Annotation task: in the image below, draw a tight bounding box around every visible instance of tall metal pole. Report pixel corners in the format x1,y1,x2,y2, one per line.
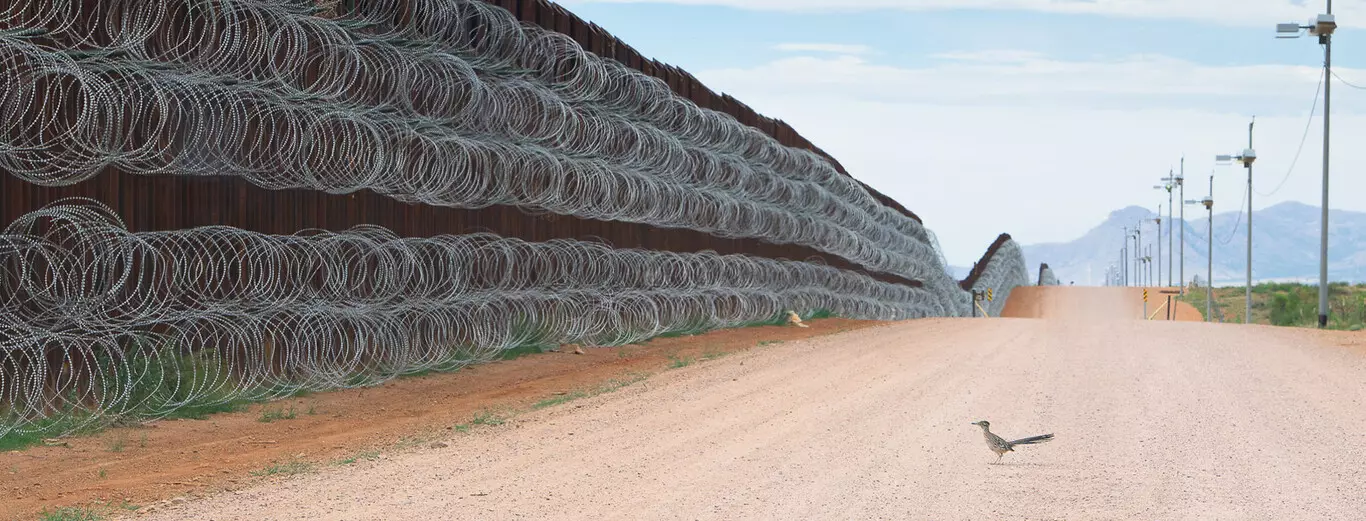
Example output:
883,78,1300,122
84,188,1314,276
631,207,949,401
1148,244,1153,286
1179,158,1185,294
1122,227,1129,286
1135,224,1143,287
1318,0,1333,328
1156,206,1162,288
1246,118,1254,324
1208,172,1214,322
1167,181,1174,287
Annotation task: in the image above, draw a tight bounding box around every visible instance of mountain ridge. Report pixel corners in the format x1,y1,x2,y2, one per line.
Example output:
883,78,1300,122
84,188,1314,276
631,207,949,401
1020,202,1366,286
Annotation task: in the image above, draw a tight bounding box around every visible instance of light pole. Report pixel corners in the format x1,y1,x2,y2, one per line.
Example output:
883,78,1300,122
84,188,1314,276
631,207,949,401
1187,193,1215,322
1153,205,1162,287
1173,159,1185,293
1134,224,1143,287
1146,245,1153,286
1277,5,1336,328
1155,179,1174,284
1217,118,1256,324
1122,226,1129,286
1162,170,1175,287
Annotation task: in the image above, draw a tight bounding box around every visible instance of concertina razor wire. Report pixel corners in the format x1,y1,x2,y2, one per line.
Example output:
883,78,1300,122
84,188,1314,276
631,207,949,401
1,199,948,437
0,0,1033,435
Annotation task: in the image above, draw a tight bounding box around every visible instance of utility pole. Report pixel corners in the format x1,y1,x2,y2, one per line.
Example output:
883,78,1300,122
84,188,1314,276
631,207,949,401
1206,194,1214,322
1319,0,1333,328
1179,157,1185,294
1246,118,1254,324
1275,3,1335,328
1218,121,1257,324
1186,171,1215,321
1167,179,1174,287
1135,224,1143,287
1155,205,1162,287
1122,227,1129,286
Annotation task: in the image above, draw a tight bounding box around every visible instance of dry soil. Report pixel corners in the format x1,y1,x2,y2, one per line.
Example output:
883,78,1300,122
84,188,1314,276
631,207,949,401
119,287,1366,520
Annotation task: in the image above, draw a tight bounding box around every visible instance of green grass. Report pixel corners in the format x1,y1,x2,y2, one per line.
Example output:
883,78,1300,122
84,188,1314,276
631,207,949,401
532,390,591,410
757,340,785,347
37,507,105,521
529,372,650,411
470,410,508,426
250,459,315,477
257,405,297,423
105,434,126,453
1,311,839,452
1180,282,1366,329
667,354,694,369
500,343,551,361
0,415,102,452
699,349,728,361
334,450,380,466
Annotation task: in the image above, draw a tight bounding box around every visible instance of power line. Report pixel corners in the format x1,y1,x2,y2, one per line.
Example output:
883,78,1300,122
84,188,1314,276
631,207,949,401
1330,68,1366,90
1255,67,1323,197
1219,178,1248,246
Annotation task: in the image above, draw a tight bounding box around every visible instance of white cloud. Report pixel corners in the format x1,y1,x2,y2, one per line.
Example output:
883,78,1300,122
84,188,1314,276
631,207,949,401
691,51,1366,266
559,0,1356,28
773,43,873,55
927,50,1048,63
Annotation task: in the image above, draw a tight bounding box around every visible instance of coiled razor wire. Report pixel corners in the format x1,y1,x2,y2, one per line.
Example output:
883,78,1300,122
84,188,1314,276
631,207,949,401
966,240,1031,317
1039,265,1060,286
0,199,953,437
0,0,961,305
0,0,1037,436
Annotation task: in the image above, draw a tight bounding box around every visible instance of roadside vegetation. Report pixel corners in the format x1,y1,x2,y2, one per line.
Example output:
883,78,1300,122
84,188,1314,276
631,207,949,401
1180,282,1366,329
2,310,833,451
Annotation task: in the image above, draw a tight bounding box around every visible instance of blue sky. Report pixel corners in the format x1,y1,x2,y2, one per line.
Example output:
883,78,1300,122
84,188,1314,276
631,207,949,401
557,0,1366,270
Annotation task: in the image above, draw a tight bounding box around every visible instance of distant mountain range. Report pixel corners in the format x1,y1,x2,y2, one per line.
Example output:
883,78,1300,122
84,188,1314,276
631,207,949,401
1016,202,1366,287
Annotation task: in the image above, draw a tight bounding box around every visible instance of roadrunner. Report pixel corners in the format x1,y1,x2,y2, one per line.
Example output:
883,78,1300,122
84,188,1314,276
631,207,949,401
970,420,1053,463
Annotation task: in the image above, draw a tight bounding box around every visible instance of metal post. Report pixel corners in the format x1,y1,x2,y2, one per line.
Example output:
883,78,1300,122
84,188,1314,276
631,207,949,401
1156,204,1162,288
1122,227,1129,286
1179,158,1185,294
1168,182,1174,287
1208,171,1214,322
1136,223,1142,287
1318,0,1332,328
1246,119,1254,324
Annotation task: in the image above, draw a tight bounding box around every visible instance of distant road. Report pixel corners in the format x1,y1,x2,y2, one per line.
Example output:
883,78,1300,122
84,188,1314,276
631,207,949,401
136,288,1366,520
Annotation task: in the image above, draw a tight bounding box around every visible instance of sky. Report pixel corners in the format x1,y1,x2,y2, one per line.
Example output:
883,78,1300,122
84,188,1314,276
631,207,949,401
555,0,1366,266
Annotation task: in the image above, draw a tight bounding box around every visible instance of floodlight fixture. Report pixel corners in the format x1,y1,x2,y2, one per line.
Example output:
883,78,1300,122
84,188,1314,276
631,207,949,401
1278,3,1336,329
1311,14,1337,36
1277,22,1305,37
1215,150,1255,168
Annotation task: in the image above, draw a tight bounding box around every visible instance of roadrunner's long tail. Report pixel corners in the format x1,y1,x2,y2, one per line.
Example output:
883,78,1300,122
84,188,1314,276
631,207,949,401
1008,434,1054,447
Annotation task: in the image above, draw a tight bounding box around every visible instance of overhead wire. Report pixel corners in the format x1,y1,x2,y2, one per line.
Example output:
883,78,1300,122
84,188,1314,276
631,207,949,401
1254,66,1323,197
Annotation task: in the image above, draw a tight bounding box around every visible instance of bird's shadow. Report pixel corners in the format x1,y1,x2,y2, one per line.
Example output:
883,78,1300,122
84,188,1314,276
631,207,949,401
987,462,1051,468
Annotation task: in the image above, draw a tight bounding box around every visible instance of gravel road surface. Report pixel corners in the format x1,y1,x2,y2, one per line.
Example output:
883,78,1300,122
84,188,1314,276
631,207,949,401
134,288,1366,520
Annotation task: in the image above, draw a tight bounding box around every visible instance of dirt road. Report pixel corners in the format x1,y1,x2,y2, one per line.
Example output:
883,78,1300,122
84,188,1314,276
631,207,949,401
132,288,1366,520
